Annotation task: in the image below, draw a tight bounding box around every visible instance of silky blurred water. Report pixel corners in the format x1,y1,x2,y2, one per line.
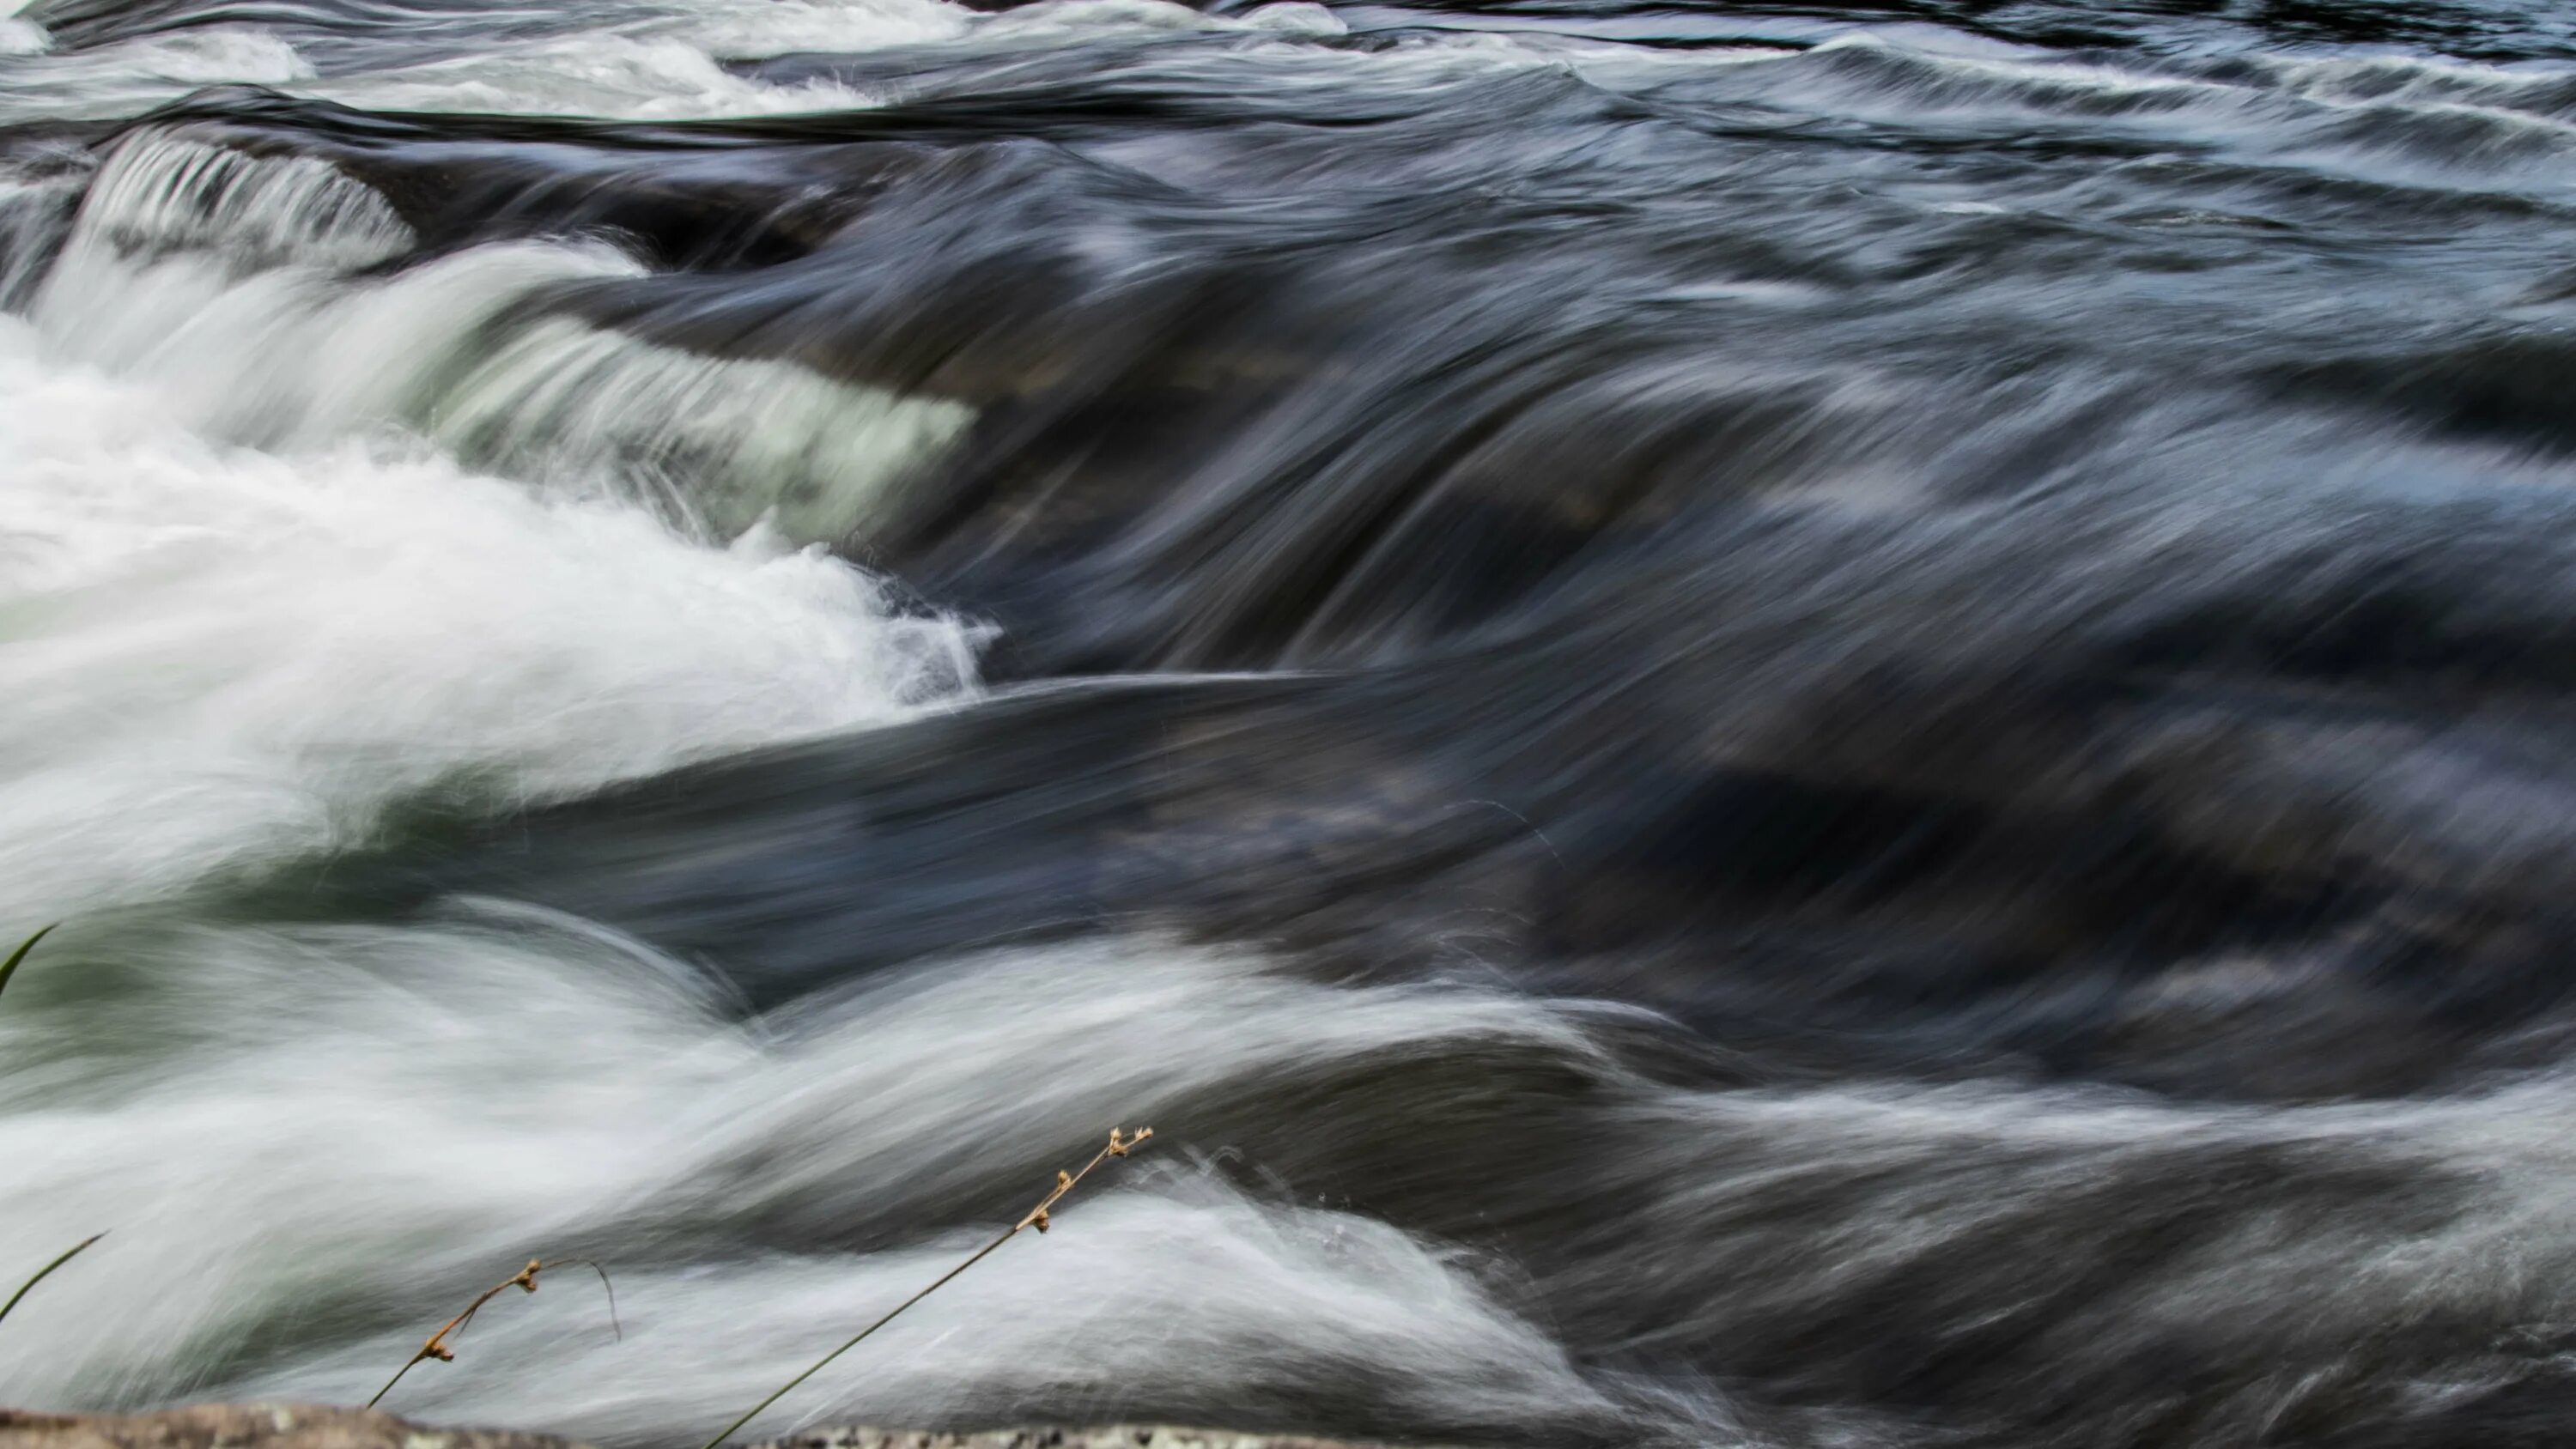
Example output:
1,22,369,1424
9,3,2576,1447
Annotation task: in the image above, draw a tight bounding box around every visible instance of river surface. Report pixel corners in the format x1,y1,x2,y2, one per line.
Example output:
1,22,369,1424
7,2,2576,1446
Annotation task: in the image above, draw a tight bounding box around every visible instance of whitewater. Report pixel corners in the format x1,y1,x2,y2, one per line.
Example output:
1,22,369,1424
11,2,2576,1447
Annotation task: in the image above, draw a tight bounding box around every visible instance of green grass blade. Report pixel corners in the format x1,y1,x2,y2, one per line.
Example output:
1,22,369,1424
0,1234,105,1331
0,923,58,1003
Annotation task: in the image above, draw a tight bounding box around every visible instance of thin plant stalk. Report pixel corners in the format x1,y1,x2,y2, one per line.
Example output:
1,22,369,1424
0,1234,104,1331
368,1258,620,1410
697,1125,1154,1449
0,923,58,1002
0,929,100,1338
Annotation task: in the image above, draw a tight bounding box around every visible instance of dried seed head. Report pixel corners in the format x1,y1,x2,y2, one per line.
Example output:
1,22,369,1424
372,1258,617,1413
1031,1209,1051,1234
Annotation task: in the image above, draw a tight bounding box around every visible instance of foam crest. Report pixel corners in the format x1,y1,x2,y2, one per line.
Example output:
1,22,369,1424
0,27,313,124
69,128,412,270
0,317,976,918
301,33,886,118
32,178,972,542
0,929,1662,1446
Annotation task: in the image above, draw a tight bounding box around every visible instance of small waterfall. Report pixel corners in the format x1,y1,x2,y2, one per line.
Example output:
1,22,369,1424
64,127,413,271
27,128,974,543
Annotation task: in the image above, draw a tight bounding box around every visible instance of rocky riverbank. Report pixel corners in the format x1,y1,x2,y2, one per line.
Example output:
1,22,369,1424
0,1407,1389,1449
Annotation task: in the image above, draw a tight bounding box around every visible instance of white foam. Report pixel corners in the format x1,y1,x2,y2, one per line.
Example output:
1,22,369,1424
0,0,1577,124
2264,51,2576,114
0,15,46,55
0,27,313,124
0,312,977,919
67,130,414,270
301,33,888,118
9,913,2576,1444
33,134,974,543
677,0,971,59
288,0,969,118
0,931,1645,1444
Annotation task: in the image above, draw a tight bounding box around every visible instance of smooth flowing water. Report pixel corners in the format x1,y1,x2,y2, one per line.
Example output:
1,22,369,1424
7,2,2576,1446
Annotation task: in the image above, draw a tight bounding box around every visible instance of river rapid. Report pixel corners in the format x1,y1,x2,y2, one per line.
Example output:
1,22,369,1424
7,3,2576,1447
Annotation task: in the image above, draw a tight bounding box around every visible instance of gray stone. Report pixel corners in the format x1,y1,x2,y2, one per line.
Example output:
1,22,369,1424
0,1409,1392,1449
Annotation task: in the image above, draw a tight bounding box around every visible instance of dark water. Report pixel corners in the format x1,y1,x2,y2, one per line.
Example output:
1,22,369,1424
9,2,2576,1446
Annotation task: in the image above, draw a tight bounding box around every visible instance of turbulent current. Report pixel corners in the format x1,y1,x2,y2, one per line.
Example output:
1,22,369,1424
9,1,2576,1446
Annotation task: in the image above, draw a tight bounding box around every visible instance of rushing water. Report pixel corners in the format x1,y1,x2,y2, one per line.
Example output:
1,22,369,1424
8,2,2576,1446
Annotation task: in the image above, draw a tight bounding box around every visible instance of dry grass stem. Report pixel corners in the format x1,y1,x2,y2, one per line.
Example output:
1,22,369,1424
0,931,99,1339
368,1257,621,1410
0,1233,105,1332
696,1125,1156,1449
